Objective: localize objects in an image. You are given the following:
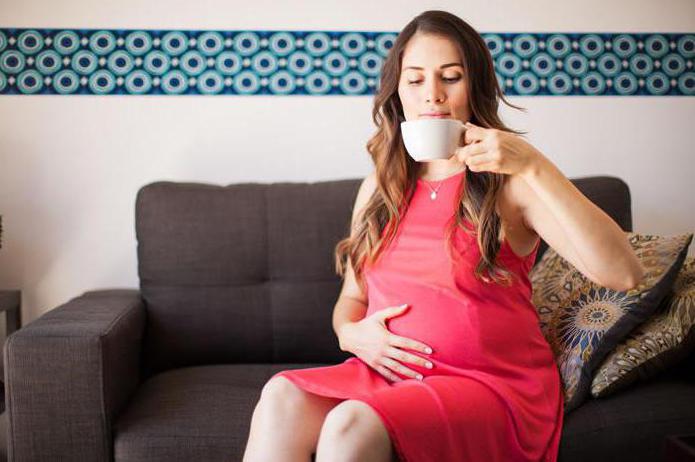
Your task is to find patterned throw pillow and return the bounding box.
[529,232,693,414]
[591,256,695,397]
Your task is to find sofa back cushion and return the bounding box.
[136,180,358,376]
[135,176,632,376]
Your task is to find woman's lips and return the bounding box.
[420,113,451,119]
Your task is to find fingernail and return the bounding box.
[400,303,408,308]
[426,362,433,369]
[416,374,423,380]
[425,347,433,354]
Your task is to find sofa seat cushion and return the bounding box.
[560,365,695,462]
[114,363,326,462]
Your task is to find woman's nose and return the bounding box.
[425,81,445,103]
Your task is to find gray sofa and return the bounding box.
[4,176,695,461]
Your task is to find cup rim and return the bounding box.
[400,118,463,126]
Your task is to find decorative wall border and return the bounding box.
[0,28,693,96]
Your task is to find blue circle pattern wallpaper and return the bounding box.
[0,28,693,96]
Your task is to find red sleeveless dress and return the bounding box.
[272,170,564,461]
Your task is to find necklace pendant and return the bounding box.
[430,191,437,200]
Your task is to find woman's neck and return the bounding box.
[417,159,466,181]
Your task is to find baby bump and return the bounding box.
[367,287,479,375]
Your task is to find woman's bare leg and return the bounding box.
[315,400,394,462]
[242,376,343,462]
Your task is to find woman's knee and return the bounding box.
[320,400,390,444]
[258,376,305,410]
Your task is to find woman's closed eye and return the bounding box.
[407,77,461,85]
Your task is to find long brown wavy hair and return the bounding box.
[335,10,529,291]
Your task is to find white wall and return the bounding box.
[1,0,694,334]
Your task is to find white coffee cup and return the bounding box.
[400,118,467,162]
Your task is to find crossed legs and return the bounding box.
[242,376,397,462]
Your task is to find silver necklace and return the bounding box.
[422,179,444,200]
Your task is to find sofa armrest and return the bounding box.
[4,289,146,462]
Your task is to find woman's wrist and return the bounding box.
[337,321,356,352]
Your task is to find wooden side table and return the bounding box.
[0,290,21,414]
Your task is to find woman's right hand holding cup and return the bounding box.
[338,303,434,382]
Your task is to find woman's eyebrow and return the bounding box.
[403,63,463,71]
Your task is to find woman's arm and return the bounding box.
[456,121,644,291]
[333,295,368,352]
[517,153,645,291]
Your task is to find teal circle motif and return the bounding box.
[340,32,366,57]
[125,31,153,56]
[564,52,589,77]
[35,50,62,75]
[580,71,606,95]
[677,35,695,59]
[612,34,637,58]
[484,34,504,58]
[644,34,669,59]
[340,70,366,94]
[17,69,44,93]
[374,33,396,57]
[17,30,44,55]
[215,51,242,75]
[287,51,313,76]
[52,69,80,94]
[269,32,295,57]
[197,70,224,94]
[89,31,117,55]
[179,50,206,76]
[530,52,556,77]
[497,52,521,77]
[197,31,224,56]
[107,50,135,76]
[613,72,638,95]
[304,32,331,57]
[596,53,621,77]
[579,34,604,58]
[629,53,654,77]
[358,51,383,77]
[71,50,98,75]
[269,70,296,94]
[323,51,348,76]
[645,72,670,95]
[546,34,572,58]
[89,69,116,94]
[513,71,540,95]
[252,51,278,76]
[512,34,538,58]
[161,69,188,94]
[677,72,695,95]
[0,50,25,73]
[547,72,573,95]
[161,31,188,56]
[304,70,331,94]
[143,50,171,75]
[232,70,260,94]
[125,70,152,94]
[233,32,260,57]
[53,30,80,55]
[661,53,685,77]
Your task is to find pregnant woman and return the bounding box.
[243,9,644,462]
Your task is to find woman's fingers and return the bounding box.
[385,346,433,369]
[375,365,403,383]
[379,356,423,380]
[388,333,433,355]
[379,303,410,321]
